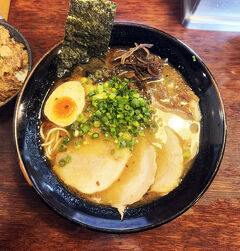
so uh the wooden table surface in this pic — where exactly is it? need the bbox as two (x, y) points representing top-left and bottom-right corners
(0, 0), (240, 250)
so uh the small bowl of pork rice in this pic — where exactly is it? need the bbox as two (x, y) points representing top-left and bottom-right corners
(0, 19), (33, 109)
(14, 22), (226, 233)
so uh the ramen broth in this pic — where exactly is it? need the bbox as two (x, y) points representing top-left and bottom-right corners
(41, 46), (201, 216)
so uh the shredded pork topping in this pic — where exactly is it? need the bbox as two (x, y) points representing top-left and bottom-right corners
(0, 26), (28, 105)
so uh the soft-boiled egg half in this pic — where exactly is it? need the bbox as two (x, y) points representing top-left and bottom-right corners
(44, 81), (85, 127)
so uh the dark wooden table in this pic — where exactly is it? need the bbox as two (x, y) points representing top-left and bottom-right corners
(1, 0), (240, 250)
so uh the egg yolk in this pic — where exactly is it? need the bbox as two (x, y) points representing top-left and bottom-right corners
(53, 96), (77, 120)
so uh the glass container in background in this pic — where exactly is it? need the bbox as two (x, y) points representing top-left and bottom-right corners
(181, 0), (240, 32)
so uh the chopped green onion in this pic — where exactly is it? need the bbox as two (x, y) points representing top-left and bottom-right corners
(92, 133), (99, 139)
(59, 155), (71, 167)
(77, 114), (87, 123)
(131, 98), (140, 108)
(65, 155), (71, 163)
(93, 120), (101, 128)
(74, 141), (80, 149)
(135, 109), (140, 115)
(71, 121), (79, 130)
(133, 93), (140, 98)
(122, 132), (132, 141)
(183, 151), (190, 158)
(95, 110), (102, 117)
(102, 116), (108, 124)
(58, 159), (66, 167)
(59, 144), (66, 152)
(125, 104), (131, 110)
(109, 94), (115, 99)
(78, 130), (84, 136)
(88, 90), (96, 97)
(81, 124), (90, 133)
(118, 132), (123, 137)
(119, 140), (126, 148)
(104, 82), (109, 88)
(62, 137), (70, 144)
(69, 76), (155, 150)
(133, 121), (140, 127)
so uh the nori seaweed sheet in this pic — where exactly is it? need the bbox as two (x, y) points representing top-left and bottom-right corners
(57, 0), (117, 78)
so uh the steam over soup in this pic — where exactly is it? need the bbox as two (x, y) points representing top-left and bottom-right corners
(40, 44), (201, 217)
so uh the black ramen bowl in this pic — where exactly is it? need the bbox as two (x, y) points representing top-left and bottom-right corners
(14, 22), (226, 233)
(0, 20), (33, 109)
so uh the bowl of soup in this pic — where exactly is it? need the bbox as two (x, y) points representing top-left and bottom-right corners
(14, 22), (226, 233)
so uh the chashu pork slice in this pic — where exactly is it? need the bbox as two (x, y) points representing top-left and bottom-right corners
(53, 138), (131, 194)
(98, 137), (157, 217)
(150, 127), (183, 194)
